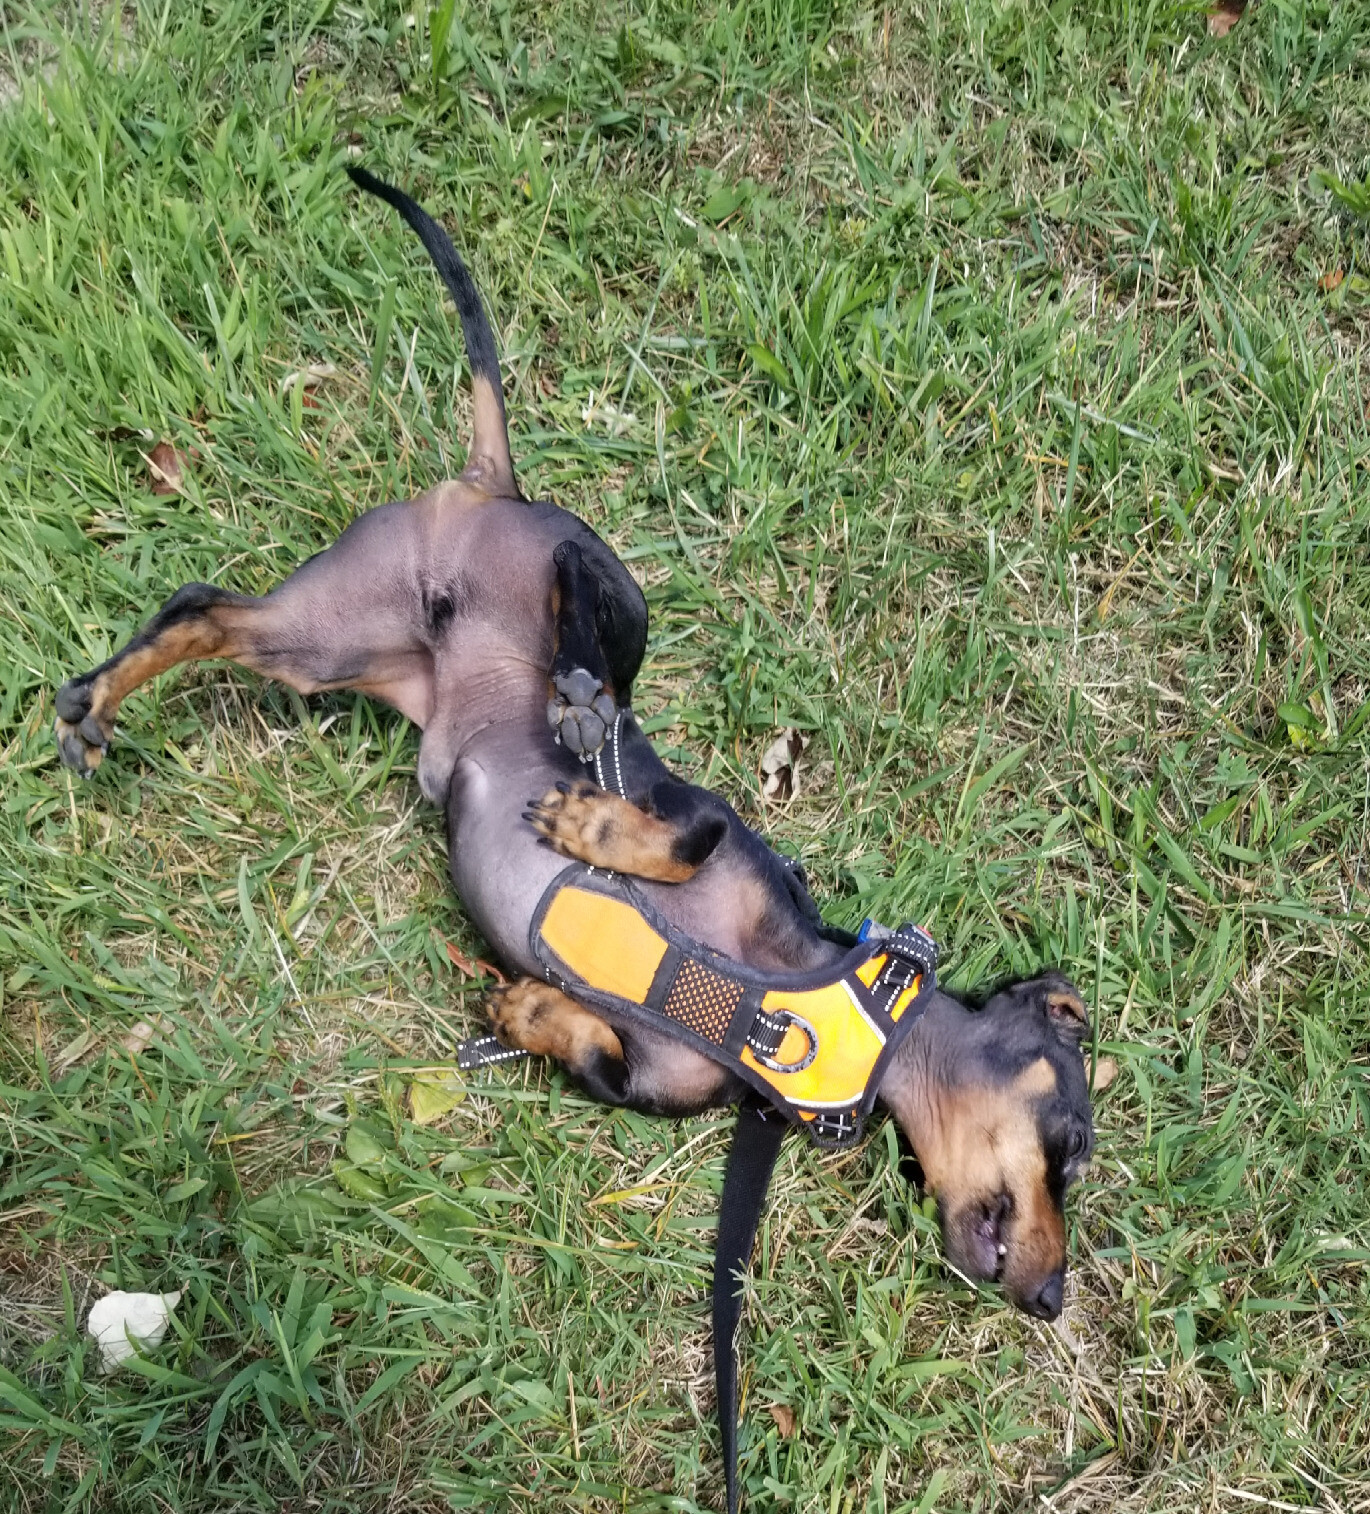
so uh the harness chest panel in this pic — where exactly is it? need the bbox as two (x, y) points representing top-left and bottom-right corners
(530, 864), (937, 1145)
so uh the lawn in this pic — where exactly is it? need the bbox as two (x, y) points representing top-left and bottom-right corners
(1, 0), (1368, 1509)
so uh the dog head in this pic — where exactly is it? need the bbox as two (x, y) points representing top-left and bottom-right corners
(880, 971), (1095, 1318)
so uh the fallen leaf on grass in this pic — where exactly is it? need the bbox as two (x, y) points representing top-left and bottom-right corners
(1087, 1055), (1119, 1091)
(446, 939), (506, 984)
(409, 1071), (467, 1126)
(767, 1403), (797, 1438)
(121, 1018), (160, 1055)
(1207, 0), (1246, 37)
(53, 1027), (99, 1074)
(145, 440), (186, 495)
(283, 362), (339, 409)
(1319, 268), (1344, 294)
(579, 390), (636, 437)
(281, 361), (338, 392)
(760, 728), (806, 803)
(87, 1288), (182, 1374)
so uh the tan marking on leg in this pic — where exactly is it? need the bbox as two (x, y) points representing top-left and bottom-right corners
(54, 610), (254, 773)
(82, 614), (243, 722)
(526, 782), (699, 882)
(488, 978), (624, 1064)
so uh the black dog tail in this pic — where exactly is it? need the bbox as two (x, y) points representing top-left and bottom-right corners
(346, 163), (517, 498)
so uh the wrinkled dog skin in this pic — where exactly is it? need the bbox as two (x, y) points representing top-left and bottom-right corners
(54, 167), (1094, 1318)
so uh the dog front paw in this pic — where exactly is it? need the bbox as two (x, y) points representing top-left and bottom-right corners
(487, 976), (624, 1065)
(53, 677), (112, 777)
(546, 667), (617, 760)
(486, 980), (542, 1049)
(524, 779), (604, 859)
(523, 781), (702, 882)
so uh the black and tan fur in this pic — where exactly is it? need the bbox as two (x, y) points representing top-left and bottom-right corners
(54, 166), (1094, 1320)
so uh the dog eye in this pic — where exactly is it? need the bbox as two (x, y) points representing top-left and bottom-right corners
(1068, 1128), (1088, 1160)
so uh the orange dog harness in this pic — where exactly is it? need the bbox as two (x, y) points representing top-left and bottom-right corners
(527, 864), (938, 1145)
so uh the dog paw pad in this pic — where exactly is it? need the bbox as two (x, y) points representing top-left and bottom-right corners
(547, 669), (616, 759)
(53, 679), (112, 776)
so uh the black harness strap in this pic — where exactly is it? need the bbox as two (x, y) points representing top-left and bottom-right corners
(714, 1099), (788, 1514)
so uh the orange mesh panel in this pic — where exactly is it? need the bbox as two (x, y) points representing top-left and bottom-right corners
(662, 959), (743, 1046)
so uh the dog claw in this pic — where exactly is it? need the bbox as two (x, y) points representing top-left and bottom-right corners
(525, 777), (604, 856)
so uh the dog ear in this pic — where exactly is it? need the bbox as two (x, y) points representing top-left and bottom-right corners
(1042, 980), (1090, 1045)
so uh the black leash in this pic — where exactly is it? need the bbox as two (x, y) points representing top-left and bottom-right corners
(713, 1099), (788, 1514)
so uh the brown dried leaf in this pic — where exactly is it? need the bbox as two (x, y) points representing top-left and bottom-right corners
(1087, 1054), (1119, 1092)
(1318, 268), (1345, 294)
(146, 441), (185, 495)
(767, 1403), (797, 1438)
(446, 939), (506, 985)
(1207, 1), (1246, 37)
(760, 727), (806, 803)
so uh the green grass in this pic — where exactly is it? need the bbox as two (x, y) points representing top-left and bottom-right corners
(2, 0), (1369, 1509)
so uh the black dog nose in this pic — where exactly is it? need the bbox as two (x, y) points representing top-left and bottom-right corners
(1025, 1269), (1064, 1320)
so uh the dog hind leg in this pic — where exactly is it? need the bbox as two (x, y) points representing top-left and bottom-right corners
(54, 502), (436, 776)
(545, 539), (632, 760)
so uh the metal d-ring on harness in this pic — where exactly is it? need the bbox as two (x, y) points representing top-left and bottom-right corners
(455, 716), (939, 1513)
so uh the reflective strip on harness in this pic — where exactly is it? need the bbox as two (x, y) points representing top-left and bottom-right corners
(530, 864), (937, 1145)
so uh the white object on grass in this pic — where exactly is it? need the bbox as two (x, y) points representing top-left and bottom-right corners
(86, 1289), (182, 1374)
